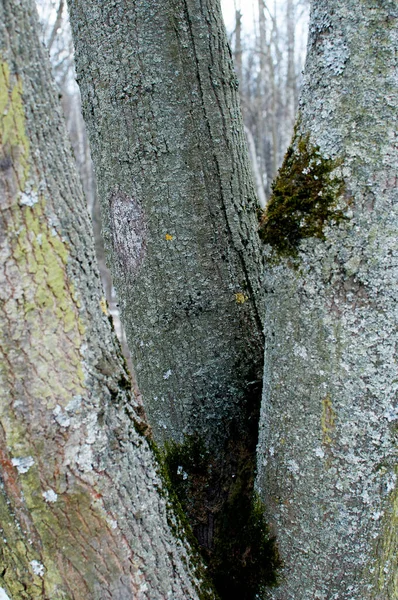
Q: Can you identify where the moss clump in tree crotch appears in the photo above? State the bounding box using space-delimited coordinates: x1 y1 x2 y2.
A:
259 132 346 258
161 433 281 600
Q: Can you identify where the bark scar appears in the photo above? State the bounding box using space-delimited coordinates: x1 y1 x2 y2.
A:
109 189 147 278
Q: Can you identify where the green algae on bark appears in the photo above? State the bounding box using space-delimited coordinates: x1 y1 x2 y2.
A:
259 134 346 258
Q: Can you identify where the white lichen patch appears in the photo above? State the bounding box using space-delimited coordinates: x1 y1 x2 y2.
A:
107 517 118 530
287 460 300 476
372 511 384 521
344 255 361 276
30 560 45 577
76 444 93 472
384 406 398 422
42 489 58 503
321 34 349 75
11 456 34 474
65 395 82 414
177 465 188 480
20 190 39 207
386 473 397 494
85 414 98 444
53 405 71 428
163 369 172 380
293 344 308 360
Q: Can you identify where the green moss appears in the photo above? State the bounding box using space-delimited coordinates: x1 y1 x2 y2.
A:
149 437 218 600
163 434 210 513
259 133 346 258
158 433 280 600
211 492 280 599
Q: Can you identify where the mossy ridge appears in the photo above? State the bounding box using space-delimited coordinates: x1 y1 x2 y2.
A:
259 133 346 259
149 437 219 600
158 433 281 600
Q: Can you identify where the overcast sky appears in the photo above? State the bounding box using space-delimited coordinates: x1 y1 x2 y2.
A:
220 0 258 33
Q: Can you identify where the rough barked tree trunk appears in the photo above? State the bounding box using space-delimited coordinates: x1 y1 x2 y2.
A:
0 1 213 598
67 0 271 594
258 1 398 597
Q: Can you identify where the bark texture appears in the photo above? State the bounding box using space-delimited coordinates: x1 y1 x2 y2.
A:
0 1 213 598
67 0 268 587
67 0 264 449
257 1 398 598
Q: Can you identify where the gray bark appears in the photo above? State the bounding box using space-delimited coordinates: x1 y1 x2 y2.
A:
67 0 264 447
257 1 398 597
0 1 213 598
67 0 266 576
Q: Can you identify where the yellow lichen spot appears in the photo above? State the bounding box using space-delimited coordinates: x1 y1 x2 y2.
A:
100 296 109 316
78 318 86 336
165 233 173 241
235 292 248 304
321 395 335 445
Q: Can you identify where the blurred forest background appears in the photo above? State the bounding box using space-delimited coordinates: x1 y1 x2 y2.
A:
35 0 309 354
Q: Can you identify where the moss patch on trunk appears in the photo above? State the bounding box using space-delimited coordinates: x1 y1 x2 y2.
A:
259 133 346 258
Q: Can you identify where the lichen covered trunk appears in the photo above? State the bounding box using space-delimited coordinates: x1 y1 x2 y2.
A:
257 1 398 597
67 0 270 593
0 1 212 598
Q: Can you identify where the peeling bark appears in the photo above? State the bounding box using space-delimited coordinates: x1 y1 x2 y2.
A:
0 1 213 598
258 1 398 597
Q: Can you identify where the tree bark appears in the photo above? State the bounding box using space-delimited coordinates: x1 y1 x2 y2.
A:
0 1 213 598
67 0 264 447
258 1 398 597
67 0 268 589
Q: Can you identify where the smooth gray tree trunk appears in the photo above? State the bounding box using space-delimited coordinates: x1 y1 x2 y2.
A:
0 1 213 598
257 1 398 597
67 0 269 589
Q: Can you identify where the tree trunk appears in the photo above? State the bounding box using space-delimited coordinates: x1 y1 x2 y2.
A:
258 1 398 597
67 1 271 595
0 1 212 598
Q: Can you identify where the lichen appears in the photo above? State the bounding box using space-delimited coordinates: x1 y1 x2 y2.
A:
259 132 346 258
100 296 109 315
321 395 336 445
0 60 30 189
235 292 248 304
8 198 86 396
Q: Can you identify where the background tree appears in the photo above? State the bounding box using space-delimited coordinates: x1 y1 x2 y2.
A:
0 0 213 597
226 0 309 204
258 0 398 596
